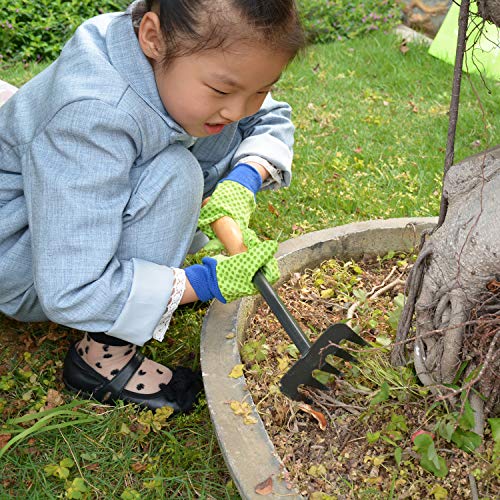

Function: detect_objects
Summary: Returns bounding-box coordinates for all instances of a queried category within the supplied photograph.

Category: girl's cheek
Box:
[251,95,267,114]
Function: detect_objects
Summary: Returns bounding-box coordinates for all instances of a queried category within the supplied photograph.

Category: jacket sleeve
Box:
[23,100,175,345]
[233,93,295,190]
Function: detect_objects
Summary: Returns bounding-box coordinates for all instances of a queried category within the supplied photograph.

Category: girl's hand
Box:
[186,214,279,303]
[197,163,262,248]
[184,239,279,303]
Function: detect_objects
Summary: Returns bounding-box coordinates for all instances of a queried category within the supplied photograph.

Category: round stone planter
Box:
[200,217,437,499]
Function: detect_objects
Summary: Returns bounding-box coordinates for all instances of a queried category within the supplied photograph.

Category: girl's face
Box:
[147,38,290,137]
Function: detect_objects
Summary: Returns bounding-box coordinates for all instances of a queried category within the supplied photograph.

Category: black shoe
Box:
[63,342,203,413]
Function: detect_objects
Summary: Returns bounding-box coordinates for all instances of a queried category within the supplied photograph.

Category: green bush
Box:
[1,0,403,64]
[298,0,402,43]
[0,0,129,63]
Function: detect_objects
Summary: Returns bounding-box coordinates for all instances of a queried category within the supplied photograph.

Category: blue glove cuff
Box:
[185,258,226,303]
[222,163,262,194]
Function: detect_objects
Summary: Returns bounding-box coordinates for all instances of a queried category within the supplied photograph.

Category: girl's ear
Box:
[138,12,164,62]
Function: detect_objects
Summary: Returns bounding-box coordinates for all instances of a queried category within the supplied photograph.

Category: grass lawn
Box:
[0,31,499,498]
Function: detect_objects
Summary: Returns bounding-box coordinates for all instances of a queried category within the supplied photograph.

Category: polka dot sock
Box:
[76,333,173,394]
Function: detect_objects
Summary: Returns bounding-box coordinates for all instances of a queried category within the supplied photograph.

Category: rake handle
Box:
[252,270,311,355]
[211,216,312,356]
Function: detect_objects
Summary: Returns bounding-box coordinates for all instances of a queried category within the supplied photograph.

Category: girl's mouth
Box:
[204,123,226,135]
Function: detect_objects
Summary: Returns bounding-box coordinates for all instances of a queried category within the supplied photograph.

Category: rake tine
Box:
[327,347,357,364]
[304,377,329,390]
[280,369,328,401]
[319,362,343,377]
[324,323,369,347]
[346,332,369,347]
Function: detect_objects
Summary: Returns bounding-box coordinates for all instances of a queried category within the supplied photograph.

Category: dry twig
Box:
[347,267,405,327]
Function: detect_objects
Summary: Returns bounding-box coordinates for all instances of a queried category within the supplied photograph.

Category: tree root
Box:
[391,245,433,366]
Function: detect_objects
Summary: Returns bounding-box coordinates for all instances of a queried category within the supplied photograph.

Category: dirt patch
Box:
[244,255,498,498]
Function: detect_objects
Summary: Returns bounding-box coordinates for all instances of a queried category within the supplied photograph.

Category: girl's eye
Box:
[209,86,229,95]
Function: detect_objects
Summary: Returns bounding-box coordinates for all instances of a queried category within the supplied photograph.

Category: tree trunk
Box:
[476,0,500,26]
[392,147,500,430]
[413,148,499,378]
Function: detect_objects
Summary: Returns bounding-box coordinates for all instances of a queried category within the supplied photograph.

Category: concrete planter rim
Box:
[200,217,437,499]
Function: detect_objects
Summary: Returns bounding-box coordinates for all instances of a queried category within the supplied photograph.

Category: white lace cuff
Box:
[152,268,186,342]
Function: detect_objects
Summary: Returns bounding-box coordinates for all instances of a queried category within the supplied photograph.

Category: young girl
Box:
[0,0,305,414]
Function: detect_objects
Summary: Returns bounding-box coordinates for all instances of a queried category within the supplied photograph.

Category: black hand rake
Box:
[211,216,369,402]
[252,270,367,401]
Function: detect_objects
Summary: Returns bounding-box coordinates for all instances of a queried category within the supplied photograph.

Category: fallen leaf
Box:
[308,464,327,477]
[243,415,258,425]
[228,364,244,378]
[83,462,100,471]
[0,433,12,448]
[228,400,257,425]
[408,101,418,113]
[255,476,273,495]
[267,202,280,217]
[364,476,383,485]
[277,356,289,372]
[291,224,305,234]
[225,332,235,339]
[487,279,500,292]
[44,389,64,410]
[131,462,148,473]
[411,429,434,443]
[324,174,340,183]
[120,423,131,434]
[320,288,334,299]
[229,400,247,414]
[228,398,252,414]
[297,403,327,430]
[311,493,336,500]
[429,484,449,499]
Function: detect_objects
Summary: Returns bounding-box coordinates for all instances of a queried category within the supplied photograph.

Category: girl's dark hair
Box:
[144,0,306,68]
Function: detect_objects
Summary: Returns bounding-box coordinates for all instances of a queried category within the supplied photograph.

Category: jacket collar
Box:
[106,12,193,143]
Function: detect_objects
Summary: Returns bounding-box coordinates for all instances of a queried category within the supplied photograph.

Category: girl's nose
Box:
[221,98,252,122]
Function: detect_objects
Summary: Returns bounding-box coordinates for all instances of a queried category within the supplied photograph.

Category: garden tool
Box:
[210,216,368,402]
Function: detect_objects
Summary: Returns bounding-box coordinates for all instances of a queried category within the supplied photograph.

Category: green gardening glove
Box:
[198,164,261,248]
[185,239,280,303]
[214,241,280,302]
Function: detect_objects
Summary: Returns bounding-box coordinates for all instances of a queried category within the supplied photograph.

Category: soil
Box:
[244,255,498,499]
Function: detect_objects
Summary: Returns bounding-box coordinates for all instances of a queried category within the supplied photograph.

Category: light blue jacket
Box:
[0,9,295,344]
